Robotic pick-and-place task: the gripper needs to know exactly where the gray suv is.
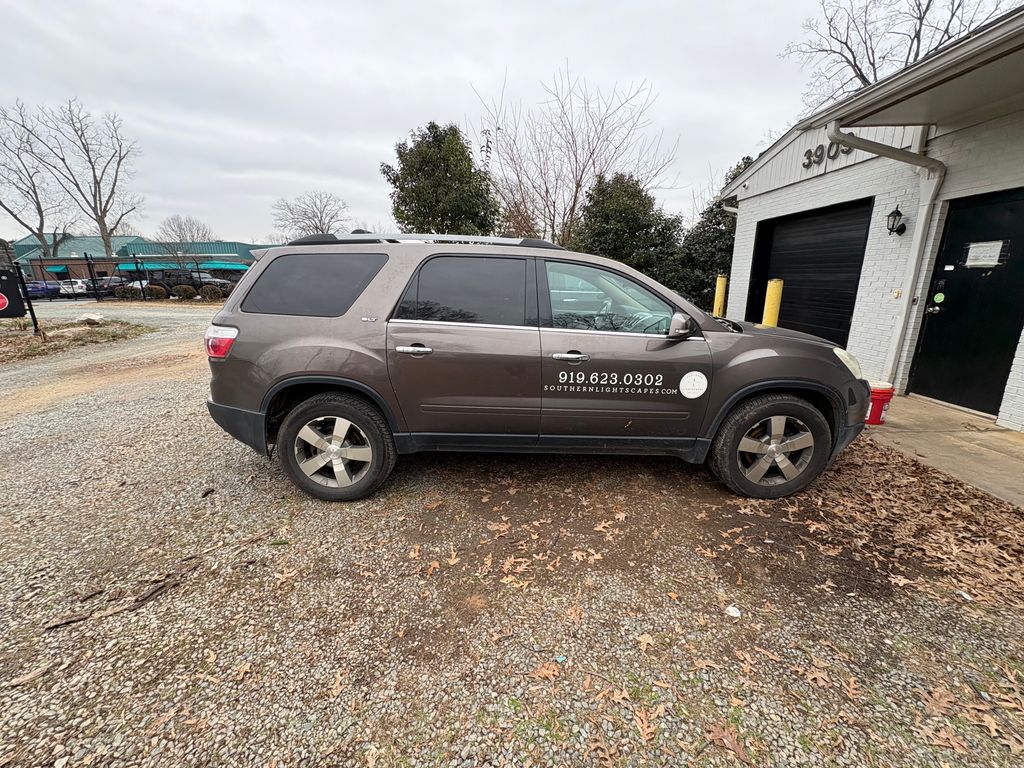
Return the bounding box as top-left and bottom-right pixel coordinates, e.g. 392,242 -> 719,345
206,234 -> 869,501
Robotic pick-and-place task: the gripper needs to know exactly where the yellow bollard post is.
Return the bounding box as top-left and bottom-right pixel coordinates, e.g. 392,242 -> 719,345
762,279 -> 783,326
712,274 -> 728,317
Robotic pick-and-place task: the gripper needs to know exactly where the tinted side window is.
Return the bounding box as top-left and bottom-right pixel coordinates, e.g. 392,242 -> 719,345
545,261 -> 673,335
241,253 -> 387,317
397,256 -> 528,326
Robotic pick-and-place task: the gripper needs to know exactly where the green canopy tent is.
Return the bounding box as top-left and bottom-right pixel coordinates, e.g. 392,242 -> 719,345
199,261 -> 249,270
44,265 -> 68,274
115,262 -> 179,270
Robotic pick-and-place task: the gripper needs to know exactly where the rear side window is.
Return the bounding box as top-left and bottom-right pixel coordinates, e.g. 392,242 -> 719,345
394,256 -> 528,326
241,253 -> 387,317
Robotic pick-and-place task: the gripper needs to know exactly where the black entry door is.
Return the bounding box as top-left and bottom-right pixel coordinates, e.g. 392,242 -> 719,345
910,188 -> 1024,415
745,199 -> 872,346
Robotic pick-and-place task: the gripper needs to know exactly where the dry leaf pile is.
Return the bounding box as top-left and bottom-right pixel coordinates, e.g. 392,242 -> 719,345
773,438 -> 1024,607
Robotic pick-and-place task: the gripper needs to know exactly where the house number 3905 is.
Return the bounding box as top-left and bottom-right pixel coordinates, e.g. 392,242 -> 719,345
802,141 -> 854,168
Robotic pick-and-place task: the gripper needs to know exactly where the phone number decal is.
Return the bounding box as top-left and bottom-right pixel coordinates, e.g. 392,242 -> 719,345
547,370 -> 709,398
557,371 -> 663,386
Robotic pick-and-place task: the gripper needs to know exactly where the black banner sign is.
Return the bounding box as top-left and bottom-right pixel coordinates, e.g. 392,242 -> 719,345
0,269 -> 27,318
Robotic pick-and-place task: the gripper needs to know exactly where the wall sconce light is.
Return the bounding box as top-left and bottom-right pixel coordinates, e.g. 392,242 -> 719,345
887,206 -> 907,236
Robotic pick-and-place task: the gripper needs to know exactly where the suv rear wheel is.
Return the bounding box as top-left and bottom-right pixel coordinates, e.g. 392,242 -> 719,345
278,393 -> 397,501
708,394 -> 831,499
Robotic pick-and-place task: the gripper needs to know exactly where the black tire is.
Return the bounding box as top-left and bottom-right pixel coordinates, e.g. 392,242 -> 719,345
277,393 -> 397,501
708,394 -> 831,499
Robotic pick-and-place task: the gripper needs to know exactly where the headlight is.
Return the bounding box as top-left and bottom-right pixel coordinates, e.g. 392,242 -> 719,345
833,347 -> 862,379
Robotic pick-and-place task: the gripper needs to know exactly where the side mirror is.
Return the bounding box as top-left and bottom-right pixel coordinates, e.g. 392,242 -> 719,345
667,312 -> 696,340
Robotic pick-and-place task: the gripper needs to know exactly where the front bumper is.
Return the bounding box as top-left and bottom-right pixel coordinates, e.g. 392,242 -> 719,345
207,400 -> 267,455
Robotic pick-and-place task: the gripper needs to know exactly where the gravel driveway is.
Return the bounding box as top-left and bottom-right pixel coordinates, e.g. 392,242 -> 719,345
2,303 -> 1022,767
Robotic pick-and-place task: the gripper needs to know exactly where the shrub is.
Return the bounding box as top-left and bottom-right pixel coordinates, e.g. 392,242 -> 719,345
200,285 -> 224,301
114,286 -> 143,300
172,285 -> 198,300
144,284 -> 168,300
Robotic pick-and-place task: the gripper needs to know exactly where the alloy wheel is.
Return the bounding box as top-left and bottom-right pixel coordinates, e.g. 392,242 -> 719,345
293,416 -> 373,488
736,415 -> 815,486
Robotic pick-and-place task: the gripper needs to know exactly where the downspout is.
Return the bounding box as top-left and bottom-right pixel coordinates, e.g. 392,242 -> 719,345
826,120 -> 947,384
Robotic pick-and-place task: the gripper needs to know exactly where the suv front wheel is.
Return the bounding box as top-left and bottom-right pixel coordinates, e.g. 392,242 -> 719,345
278,393 -> 397,501
708,394 -> 831,499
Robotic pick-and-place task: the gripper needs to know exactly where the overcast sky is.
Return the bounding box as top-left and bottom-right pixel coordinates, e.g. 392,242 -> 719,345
1,0 -> 821,243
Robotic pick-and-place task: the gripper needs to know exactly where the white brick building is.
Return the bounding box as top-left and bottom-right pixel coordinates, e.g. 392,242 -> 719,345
721,9 -> 1024,431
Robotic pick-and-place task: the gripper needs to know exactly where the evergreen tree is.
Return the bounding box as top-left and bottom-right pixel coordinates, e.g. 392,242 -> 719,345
381,122 -> 498,235
570,173 -> 683,288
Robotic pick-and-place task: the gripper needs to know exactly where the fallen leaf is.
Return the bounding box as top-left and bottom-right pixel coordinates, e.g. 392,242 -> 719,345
529,661 -> 560,681
424,561 -> 440,578
233,662 -> 252,681
633,709 -> 658,742
328,672 -> 343,699
844,676 -> 860,700
635,633 -> 655,653
566,605 -> 584,623
274,568 -> 297,584
708,723 -> 752,765
446,546 -> 460,566
922,686 -> 956,718
408,544 -> 421,560
666,591 -> 679,601
805,668 -> 831,687
692,658 -> 722,671
929,726 -> 968,754
205,649 -> 217,664
755,646 -> 781,662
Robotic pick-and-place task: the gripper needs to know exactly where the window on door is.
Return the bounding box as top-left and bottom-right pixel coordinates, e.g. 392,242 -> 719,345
394,256 -> 529,326
544,261 -> 672,335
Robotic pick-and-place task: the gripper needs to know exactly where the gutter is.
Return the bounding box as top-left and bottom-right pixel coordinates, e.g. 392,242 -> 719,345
826,121 -> 947,384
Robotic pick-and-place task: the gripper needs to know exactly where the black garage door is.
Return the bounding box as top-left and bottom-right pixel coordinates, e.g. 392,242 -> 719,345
745,199 -> 873,346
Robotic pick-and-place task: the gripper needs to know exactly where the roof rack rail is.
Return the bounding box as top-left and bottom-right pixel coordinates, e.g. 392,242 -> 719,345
285,233 -> 564,250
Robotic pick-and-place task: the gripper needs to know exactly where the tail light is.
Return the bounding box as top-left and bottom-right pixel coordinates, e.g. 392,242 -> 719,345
205,325 -> 238,358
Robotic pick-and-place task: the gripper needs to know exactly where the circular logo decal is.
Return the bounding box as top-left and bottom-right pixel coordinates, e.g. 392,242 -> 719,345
0,292 -> 8,311
678,371 -> 708,399
933,292 -> 945,304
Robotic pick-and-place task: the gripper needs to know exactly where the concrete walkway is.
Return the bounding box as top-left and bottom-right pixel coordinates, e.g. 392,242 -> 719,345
869,395 -> 1024,507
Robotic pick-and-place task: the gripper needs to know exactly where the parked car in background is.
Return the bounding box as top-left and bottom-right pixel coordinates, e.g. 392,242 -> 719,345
148,269 -> 232,295
26,280 -> 62,299
58,279 -> 91,296
93,276 -> 129,296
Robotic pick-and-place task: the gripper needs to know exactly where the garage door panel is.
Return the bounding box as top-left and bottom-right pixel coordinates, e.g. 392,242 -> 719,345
745,199 -> 873,347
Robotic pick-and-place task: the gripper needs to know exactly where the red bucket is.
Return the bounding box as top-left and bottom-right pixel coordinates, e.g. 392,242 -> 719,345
866,382 -> 895,425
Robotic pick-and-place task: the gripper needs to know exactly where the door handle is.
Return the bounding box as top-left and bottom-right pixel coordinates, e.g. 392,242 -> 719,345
552,352 -> 589,363
396,345 -> 433,355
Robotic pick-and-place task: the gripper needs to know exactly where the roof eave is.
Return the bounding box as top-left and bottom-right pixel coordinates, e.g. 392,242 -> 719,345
797,8 -> 1024,130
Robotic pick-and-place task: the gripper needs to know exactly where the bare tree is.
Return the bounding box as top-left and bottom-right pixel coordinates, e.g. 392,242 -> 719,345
0,103 -> 78,260
477,68 -> 678,245
4,99 -> 143,256
155,214 -> 216,244
784,0 -> 1010,109
272,191 -> 348,238
152,214 -> 219,272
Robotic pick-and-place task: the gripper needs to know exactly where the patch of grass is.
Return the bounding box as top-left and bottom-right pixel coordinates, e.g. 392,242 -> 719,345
0,319 -> 154,363
536,708 -> 566,741
797,732 -> 815,753
507,697 -> 524,715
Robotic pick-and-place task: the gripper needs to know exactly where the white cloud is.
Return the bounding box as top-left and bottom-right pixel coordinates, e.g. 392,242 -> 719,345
1,0 -> 819,241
